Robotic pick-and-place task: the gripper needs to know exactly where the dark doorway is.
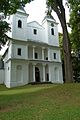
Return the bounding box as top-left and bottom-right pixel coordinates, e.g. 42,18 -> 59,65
35,67 -> 40,82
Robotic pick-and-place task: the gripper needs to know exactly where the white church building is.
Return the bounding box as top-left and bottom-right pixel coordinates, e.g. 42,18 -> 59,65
1,6 -> 63,88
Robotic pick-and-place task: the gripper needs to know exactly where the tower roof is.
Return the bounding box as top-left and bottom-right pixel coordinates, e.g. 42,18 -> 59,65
43,14 -> 56,21
19,4 -> 26,13
17,4 -> 28,15
42,2 -> 56,23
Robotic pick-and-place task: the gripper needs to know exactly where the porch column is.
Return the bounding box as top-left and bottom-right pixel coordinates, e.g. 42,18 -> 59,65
33,63 -> 36,82
42,47 -> 45,60
48,48 -> 50,61
49,65 -> 51,82
43,64 -> 46,82
33,46 -> 35,59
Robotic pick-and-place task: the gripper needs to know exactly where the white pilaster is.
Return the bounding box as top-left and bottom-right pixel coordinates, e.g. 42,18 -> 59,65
33,63 -> 36,82
49,65 -> 51,82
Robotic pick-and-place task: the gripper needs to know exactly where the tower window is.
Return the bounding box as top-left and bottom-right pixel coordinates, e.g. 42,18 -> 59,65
54,53 -> 56,59
33,29 -> 37,35
35,52 -> 38,59
51,28 -> 54,35
17,48 -> 21,56
18,20 -> 22,28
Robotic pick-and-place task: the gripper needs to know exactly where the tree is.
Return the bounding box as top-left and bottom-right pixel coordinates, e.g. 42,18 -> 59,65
0,0 -> 33,16
68,0 -> 80,82
59,33 -> 65,82
69,0 -> 80,52
46,0 -> 73,82
0,0 -> 33,48
0,20 -> 10,49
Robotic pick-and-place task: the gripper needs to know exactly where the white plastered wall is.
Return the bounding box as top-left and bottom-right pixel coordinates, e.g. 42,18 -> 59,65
12,14 -> 28,41
12,43 -> 27,59
27,22 -> 46,43
48,22 -> 59,46
49,63 -> 63,84
10,60 -> 29,88
49,48 -> 61,62
0,70 -> 5,84
4,61 -> 11,88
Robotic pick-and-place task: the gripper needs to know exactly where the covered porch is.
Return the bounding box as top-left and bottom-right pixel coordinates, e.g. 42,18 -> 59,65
29,63 -> 49,83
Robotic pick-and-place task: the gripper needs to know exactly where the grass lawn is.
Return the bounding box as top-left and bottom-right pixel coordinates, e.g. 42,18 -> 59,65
0,83 -> 80,120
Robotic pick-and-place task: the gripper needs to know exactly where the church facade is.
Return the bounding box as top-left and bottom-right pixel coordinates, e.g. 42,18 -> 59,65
3,7 -> 63,88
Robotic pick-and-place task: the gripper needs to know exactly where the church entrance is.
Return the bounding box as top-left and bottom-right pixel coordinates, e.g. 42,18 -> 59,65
35,67 -> 40,82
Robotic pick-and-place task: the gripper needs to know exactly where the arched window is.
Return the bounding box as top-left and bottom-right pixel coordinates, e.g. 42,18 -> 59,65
33,29 -> 37,35
18,20 -> 22,28
35,52 -> 38,59
17,48 -> 21,56
51,28 -> 54,35
53,53 -> 56,59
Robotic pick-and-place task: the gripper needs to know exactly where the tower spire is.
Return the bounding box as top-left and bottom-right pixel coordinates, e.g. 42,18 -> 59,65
43,0 -> 55,21
45,0 -> 52,16
18,0 -> 26,13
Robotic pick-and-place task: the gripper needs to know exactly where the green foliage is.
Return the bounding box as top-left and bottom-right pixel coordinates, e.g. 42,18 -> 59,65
0,20 -> 10,49
0,0 -> 33,48
0,0 -> 33,16
68,0 -> 80,9
0,84 -> 80,120
68,0 -> 80,81
72,56 -> 80,82
69,0 -> 80,51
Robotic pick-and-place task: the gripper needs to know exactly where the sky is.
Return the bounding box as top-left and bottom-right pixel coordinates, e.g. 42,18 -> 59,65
0,0 -> 70,55
25,0 -> 70,32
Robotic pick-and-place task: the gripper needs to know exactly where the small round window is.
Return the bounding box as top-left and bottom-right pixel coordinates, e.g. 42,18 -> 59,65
51,23 -> 54,27
17,65 -> 22,70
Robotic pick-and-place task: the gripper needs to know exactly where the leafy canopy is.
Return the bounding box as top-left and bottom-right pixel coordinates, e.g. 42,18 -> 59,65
0,0 -> 33,16
0,0 -> 33,48
69,0 -> 80,51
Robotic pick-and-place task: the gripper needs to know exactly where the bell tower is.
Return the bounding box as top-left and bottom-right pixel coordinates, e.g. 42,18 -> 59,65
11,5 -> 29,41
42,3 -> 59,46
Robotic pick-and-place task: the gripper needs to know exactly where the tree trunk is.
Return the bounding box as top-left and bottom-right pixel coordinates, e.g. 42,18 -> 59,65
62,25 -> 73,82
47,0 -> 74,82
55,6 -> 74,82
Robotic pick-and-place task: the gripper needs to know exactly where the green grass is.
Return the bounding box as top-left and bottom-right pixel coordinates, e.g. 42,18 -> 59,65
0,83 -> 80,120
